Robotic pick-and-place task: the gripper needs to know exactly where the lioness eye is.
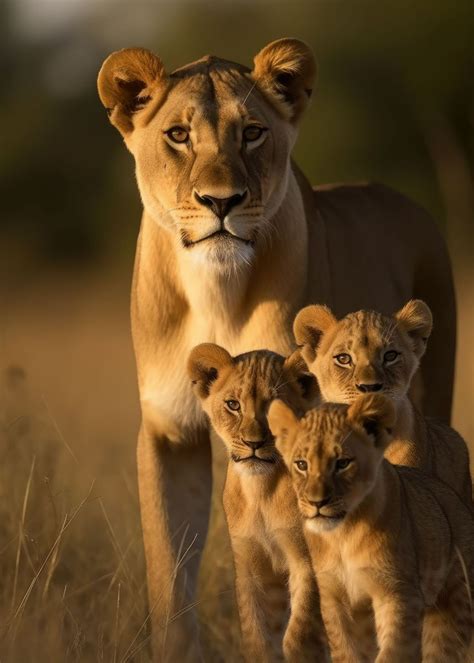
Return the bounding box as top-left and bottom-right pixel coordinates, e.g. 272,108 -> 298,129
295,460 -> 308,472
166,127 -> 189,143
384,350 -> 399,363
243,125 -> 265,142
334,353 -> 352,366
335,458 -> 353,472
225,400 -> 240,412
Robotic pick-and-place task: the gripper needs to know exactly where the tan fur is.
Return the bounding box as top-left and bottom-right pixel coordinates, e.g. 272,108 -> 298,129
294,300 -> 472,505
269,395 -> 474,662
188,345 -> 328,661
97,39 -> 456,658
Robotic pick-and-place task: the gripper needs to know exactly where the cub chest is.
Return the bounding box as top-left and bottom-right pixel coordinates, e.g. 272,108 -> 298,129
229,487 -> 297,574
317,552 -> 372,609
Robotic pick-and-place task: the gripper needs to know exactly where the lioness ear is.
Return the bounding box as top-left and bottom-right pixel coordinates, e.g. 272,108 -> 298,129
97,47 -> 166,135
268,399 -> 298,458
187,343 -> 233,399
282,350 -> 319,405
252,38 -> 316,123
347,394 -> 395,448
293,305 -> 337,365
395,299 -> 433,359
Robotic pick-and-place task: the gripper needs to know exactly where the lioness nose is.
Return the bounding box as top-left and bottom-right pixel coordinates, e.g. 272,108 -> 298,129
242,439 -> 265,451
310,497 -> 331,508
194,192 -> 247,220
356,383 -> 383,393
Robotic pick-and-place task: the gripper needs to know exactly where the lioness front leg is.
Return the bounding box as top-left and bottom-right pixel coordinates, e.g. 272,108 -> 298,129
137,421 -> 212,662
372,590 -> 423,663
232,538 -> 279,662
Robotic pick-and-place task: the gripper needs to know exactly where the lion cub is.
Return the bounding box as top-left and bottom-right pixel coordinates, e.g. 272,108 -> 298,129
294,299 -> 472,504
269,394 -> 474,663
188,344 -> 328,662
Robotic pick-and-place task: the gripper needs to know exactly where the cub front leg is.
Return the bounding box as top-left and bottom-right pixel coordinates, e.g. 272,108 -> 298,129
422,561 -> 474,663
372,590 -> 424,663
317,576 -> 361,663
137,421 -> 212,662
283,540 -> 329,662
231,537 -> 279,662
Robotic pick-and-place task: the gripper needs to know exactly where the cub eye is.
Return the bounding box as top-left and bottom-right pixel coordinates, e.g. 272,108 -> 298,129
334,353 -> 352,366
384,350 -> 400,364
295,460 -> 308,472
335,458 -> 353,472
225,400 -> 240,412
165,126 -> 189,143
243,125 -> 266,142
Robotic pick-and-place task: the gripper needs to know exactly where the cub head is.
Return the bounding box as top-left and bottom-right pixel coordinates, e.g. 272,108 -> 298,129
293,300 -> 433,403
187,344 -> 316,475
97,40 -> 316,271
268,394 -> 395,532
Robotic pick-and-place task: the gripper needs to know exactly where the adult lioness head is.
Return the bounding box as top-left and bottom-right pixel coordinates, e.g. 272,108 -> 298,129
97,39 -> 316,269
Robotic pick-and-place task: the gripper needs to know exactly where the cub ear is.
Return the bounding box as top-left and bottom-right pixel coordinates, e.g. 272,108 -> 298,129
267,399 -> 298,459
97,47 -> 166,135
293,305 -> 337,365
282,349 -> 319,405
395,299 -> 433,359
347,394 -> 395,448
187,343 -> 233,400
252,38 -> 316,123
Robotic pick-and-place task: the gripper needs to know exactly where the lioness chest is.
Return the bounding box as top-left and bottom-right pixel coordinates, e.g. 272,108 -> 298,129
139,310 -> 295,435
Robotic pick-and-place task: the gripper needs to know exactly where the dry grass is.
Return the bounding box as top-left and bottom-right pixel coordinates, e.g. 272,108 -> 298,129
0,360 -> 150,662
0,269 -> 241,662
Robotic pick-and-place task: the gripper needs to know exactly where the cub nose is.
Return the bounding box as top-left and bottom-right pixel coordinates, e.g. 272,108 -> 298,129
242,439 -> 265,451
194,191 -> 247,220
356,383 -> 383,393
310,497 -> 332,508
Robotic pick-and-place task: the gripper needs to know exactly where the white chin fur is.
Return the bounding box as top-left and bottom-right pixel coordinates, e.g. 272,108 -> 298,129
305,517 -> 343,534
187,238 -> 255,273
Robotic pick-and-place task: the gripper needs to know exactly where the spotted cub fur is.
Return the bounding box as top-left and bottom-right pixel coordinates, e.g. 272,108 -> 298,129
269,394 -> 474,663
294,299 -> 472,505
188,344 -> 328,662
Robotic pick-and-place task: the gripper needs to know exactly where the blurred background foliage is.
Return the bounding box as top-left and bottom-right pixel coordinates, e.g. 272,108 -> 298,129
2,0 -> 472,273
2,0 -> 473,436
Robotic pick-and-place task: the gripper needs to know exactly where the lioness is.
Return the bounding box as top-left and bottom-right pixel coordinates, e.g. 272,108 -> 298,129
294,300 -> 472,504
268,395 -> 474,663
187,344 -> 328,662
97,38 -> 456,659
